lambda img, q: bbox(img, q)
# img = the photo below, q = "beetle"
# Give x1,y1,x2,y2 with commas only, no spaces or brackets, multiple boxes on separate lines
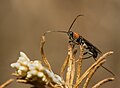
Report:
44,15,101,58
44,15,114,76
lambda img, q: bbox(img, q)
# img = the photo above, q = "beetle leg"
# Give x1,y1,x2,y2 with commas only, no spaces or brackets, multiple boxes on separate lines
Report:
83,55,93,59
69,41,75,48
82,51,93,59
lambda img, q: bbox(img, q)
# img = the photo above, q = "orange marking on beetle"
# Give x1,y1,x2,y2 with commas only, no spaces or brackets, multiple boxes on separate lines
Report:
73,32,80,38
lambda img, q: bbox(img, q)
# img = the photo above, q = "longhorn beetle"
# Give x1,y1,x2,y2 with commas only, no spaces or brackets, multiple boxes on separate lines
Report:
44,15,114,76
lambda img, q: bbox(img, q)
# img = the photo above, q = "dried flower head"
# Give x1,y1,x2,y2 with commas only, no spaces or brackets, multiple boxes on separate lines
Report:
11,52,65,88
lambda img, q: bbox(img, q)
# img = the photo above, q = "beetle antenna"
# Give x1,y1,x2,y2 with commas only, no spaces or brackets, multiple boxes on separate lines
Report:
44,14,84,36
43,30,67,36
68,14,84,32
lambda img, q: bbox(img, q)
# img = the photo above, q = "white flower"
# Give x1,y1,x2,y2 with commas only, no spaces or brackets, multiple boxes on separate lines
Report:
20,52,30,61
29,70,38,75
11,63,21,69
37,72,44,78
21,61,29,66
17,57,25,63
27,72,32,78
11,52,65,87
17,69,26,76
28,63,36,70
19,66,28,71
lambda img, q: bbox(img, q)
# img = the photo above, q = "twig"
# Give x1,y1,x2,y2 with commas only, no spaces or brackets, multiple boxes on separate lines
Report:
92,77,115,88
40,35,52,71
69,49,77,87
73,51,113,88
60,55,69,77
65,44,74,88
75,45,84,88
0,79,14,88
83,60,106,88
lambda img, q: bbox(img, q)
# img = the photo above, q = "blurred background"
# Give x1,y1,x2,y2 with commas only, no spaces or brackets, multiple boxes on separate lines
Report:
0,0,120,88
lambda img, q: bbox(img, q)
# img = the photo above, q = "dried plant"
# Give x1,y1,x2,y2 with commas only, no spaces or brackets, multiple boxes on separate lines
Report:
8,35,115,88
0,79,14,88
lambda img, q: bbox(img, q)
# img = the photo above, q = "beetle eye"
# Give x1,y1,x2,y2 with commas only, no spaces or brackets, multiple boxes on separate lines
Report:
69,31,73,36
